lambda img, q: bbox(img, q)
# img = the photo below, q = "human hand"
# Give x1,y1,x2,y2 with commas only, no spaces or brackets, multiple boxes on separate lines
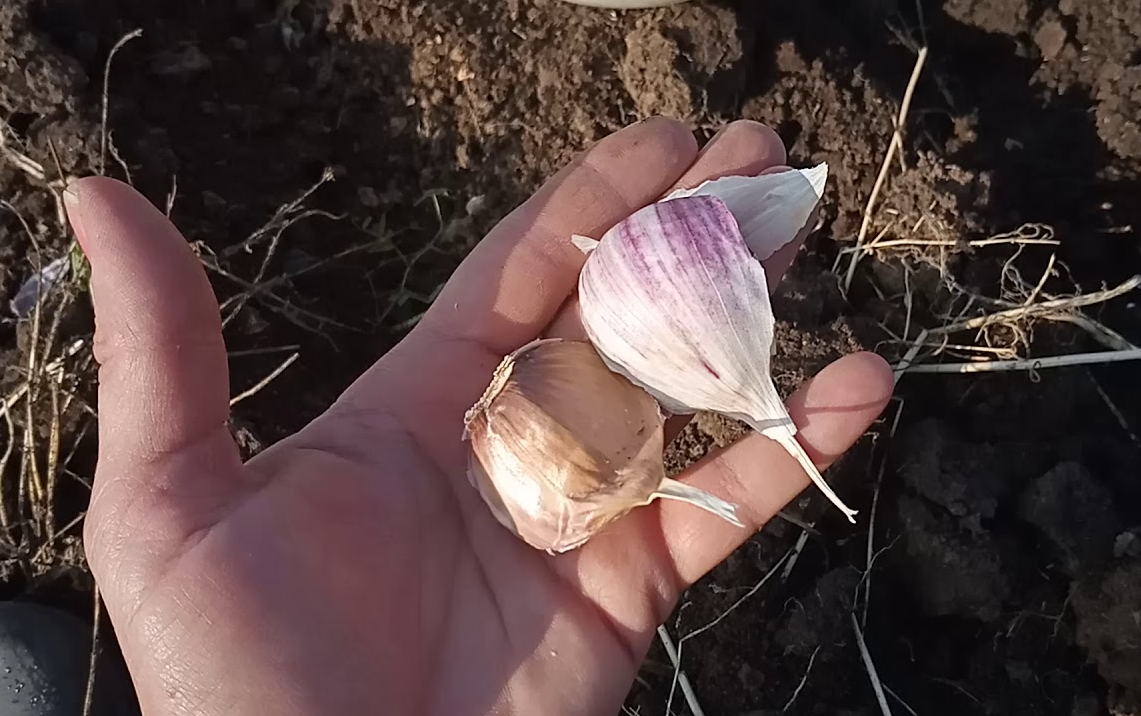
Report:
67,118,893,716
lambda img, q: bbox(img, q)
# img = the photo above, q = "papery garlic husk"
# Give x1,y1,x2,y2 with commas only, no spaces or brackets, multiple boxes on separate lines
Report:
462,338,743,553
664,163,828,261
575,194,859,523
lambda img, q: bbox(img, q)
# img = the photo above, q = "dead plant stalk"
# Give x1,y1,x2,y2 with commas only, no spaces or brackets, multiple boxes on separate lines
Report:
842,45,929,293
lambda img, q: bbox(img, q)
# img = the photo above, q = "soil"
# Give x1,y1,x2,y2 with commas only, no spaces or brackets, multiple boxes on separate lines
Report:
2,0,1140,714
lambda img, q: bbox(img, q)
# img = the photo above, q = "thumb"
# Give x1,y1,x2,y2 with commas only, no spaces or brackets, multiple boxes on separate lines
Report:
65,178,243,594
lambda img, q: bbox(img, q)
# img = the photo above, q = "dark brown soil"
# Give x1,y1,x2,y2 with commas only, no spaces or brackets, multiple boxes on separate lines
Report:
2,0,1140,714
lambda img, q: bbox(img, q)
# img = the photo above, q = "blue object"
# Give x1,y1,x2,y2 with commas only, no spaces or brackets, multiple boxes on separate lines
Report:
0,601,136,716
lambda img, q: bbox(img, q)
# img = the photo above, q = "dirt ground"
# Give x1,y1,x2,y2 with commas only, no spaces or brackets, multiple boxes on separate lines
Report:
2,0,1140,714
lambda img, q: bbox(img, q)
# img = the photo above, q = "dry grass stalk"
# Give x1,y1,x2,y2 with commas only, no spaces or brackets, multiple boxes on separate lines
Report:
82,587,103,716
892,273,1140,379
1089,375,1140,447
840,227,1061,256
851,614,893,716
841,45,929,293
882,685,920,716
900,347,1141,374
656,625,704,716
781,645,821,713
663,545,796,715
100,29,144,176
230,352,301,407
780,526,812,581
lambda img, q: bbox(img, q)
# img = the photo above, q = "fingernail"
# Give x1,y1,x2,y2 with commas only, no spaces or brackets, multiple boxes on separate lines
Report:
63,184,87,245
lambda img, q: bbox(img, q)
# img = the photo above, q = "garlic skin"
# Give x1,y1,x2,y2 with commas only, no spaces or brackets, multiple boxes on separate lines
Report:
463,338,742,553
664,163,827,260
576,195,859,523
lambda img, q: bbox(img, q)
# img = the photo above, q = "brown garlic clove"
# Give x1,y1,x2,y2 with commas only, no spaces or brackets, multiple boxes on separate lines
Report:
463,338,741,554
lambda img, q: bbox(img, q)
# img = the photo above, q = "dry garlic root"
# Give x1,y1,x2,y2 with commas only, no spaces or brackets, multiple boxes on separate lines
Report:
463,163,854,553
463,339,742,554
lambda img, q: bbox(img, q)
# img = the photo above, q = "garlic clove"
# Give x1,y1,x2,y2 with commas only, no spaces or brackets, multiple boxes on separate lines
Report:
664,163,828,260
463,338,742,553
576,195,858,523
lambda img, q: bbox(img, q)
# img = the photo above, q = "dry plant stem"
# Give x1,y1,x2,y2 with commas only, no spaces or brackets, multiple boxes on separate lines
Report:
24,232,47,520
100,29,143,176
893,275,1141,377
1089,374,1141,446
219,231,387,325
222,168,336,257
780,526,812,581
0,405,14,534
941,272,1134,351
0,120,47,181
230,352,301,406
222,222,293,328
901,347,1141,374
202,258,354,337
107,134,133,183
228,345,302,358
851,615,893,716
1059,314,1136,351
0,340,87,420
842,45,929,293
1023,252,1057,306
166,175,178,217
883,685,920,716
902,266,914,341
656,625,705,716
862,458,887,629
82,587,103,716
943,274,1141,334
45,377,61,536
842,235,1060,254
781,646,821,713
665,548,794,714
558,0,692,7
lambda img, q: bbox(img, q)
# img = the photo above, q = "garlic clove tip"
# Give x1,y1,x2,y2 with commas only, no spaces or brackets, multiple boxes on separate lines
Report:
571,235,600,254
652,477,744,528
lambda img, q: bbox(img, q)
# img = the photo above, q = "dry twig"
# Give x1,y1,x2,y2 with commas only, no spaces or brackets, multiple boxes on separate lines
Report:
82,587,103,716
852,615,893,716
842,45,929,293
230,353,301,407
664,547,795,715
657,625,704,716
900,347,1141,374
781,646,821,712
100,29,144,176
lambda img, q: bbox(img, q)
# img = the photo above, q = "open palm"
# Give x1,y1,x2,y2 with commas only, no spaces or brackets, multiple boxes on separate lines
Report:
69,118,892,716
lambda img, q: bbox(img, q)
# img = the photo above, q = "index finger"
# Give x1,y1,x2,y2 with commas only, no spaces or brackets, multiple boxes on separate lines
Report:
414,117,698,355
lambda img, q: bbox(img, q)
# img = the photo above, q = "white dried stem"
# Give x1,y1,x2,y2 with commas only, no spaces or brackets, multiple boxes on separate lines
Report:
230,352,300,406
780,527,811,581
100,29,144,176
851,615,893,716
664,547,794,715
1089,374,1140,447
82,587,103,716
1022,253,1057,306
900,347,1141,374
937,274,1140,335
781,646,821,712
842,235,1060,254
657,625,704,716
842,45,929,292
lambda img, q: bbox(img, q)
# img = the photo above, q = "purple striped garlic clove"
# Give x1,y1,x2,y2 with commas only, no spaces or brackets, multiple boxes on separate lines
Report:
575,194,858,523
665,163,828,260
